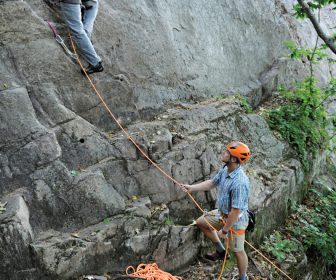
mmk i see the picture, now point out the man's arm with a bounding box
[220,208,240,233]
[181,179,215,193]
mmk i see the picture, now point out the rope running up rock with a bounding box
[68,32,293,280]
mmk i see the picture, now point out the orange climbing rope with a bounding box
[126,263,182,280]
[68,34,293,280]
[67,34,204,214]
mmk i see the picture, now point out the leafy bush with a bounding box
[265,40,336,169]
[285,40,328,62]
[260,188,336,279]
[261,231,299,263]
[290,189,336,266]
[266,77,332,169]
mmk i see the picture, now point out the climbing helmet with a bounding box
[226,141,251,164]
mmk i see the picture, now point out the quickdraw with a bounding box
[46,20,77,60]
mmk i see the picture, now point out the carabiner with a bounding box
[55,35,64,44]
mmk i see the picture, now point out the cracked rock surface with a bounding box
[0,0,335,279]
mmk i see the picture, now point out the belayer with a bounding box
[60,0,104,75]
[182,141,251,280]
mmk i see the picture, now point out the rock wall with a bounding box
[0,0,335,279]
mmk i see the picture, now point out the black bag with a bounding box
[246,210,256,232]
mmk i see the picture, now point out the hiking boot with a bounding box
[204,250,226,261]
[81,61,104,75]
[239,274,248,280]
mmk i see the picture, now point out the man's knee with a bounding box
[196,217,210,230]
[233,250,246,257]
[195,217,203,227]
[72,29,89,38]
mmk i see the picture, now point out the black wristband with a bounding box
[221,229,228,234]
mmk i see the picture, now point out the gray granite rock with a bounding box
[0,195,35,279]
[1,0,335,279]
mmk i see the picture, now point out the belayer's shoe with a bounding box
[239,274,248,280]
[81,61,104,75]
[204,250,226,261]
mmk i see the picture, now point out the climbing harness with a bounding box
[46,20,77,60]
[126,263,182,280]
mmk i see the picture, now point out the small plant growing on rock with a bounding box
[237,95,253,113]
[261,231,299,263]
[164,216,174,226]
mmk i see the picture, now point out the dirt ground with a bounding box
[180,251,276,280]
[83,249,288,280]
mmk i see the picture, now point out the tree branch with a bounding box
[297,0,336,55]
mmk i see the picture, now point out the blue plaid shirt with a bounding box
[212,165,249,226]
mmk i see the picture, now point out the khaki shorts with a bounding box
[201,209,248,252]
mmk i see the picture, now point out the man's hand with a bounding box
[180,184,192,193]
[217,228,229,239]
[179,180,215,193]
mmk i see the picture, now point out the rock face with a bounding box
[0,195,34,278]
[0,0,335,279]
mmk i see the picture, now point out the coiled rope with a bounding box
[126,263,182,280]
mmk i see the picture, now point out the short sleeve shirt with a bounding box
[212,165,249,226]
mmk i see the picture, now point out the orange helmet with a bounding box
[226,141,251,164]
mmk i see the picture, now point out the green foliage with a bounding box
[293,4,307,19]
[285,41,328,63]
[237,95,253,113]
[261,231,299,263]
[293,1,336,47]
[164,216,174,226]
[266,41,336,169]
[294,1,336,19]
[260,188,336,278]
[266,77,331,169]
[290,189,336,266]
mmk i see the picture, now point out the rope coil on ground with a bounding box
[126,263,182,280]
[68,33,293,280]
